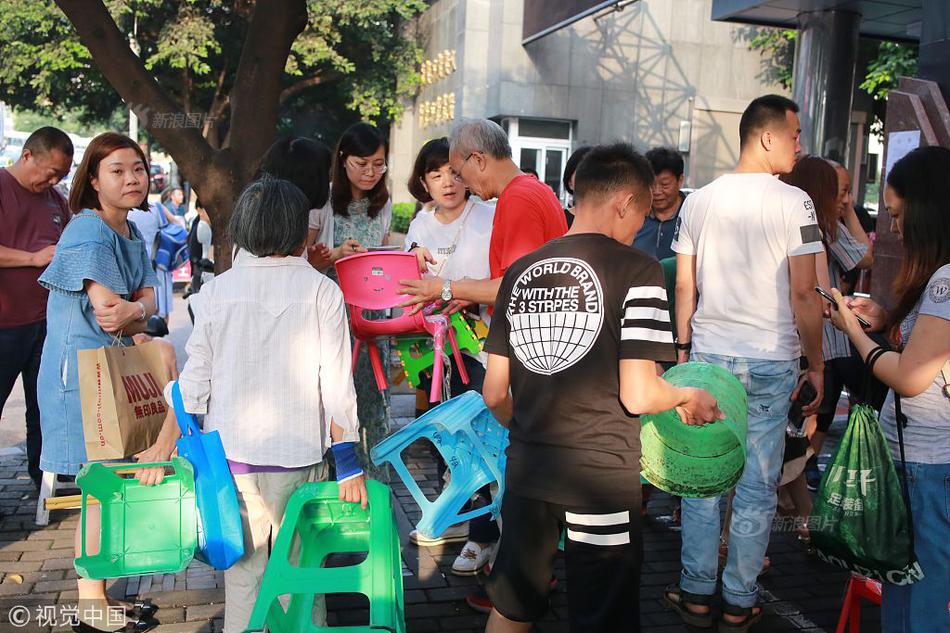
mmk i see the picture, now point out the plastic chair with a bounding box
[370,391,508,539]
[243,480,404,633]
[334,251,469,402]
[394,313,483,389]
[171,381,244,570]
[835,574,882,633]
[75,457,197,579]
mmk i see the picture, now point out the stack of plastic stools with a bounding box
[835,574,882,633]
[74,457,197,579]
[243,480,404,633]
[370,391,508,539]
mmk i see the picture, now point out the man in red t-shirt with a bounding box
[0,127,73,487]
[400,118,567,309]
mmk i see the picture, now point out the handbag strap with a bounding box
[893,393,917,559]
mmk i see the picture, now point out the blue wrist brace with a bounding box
[331,442,363,483]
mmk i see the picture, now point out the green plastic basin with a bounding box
[640,362,749,498]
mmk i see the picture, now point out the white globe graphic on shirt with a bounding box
[507,257,604,375]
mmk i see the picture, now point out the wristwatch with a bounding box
[440,279,453,302]
[674,338,691,352]
[135,301,147,322]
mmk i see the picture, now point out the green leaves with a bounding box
[0,0,426,137]
[746,27,797,90]
[145,6,220,75]
[859,41,918,102]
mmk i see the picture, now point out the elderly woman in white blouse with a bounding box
[174,178,367,633]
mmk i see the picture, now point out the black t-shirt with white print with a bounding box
[484,233,676,508]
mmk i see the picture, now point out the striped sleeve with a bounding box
[827,222,867,274]
[619,263,676,362]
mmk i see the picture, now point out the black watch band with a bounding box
[674,340,692,351]
[409,242,420,251]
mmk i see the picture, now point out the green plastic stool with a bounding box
[395,313,482,388]
[75,457,197,579]
[640,362,749,498]
[244,480,405,633]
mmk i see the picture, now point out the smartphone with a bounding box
[788,380,818,431]
[814,286,871,329]
[366,245,402,252]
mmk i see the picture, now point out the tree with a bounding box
[0,0,426,269]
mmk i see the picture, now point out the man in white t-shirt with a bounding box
[664,94,825,630]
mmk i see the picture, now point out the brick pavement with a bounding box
[0,400,879,633]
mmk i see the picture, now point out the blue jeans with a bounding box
[882,461,950,633]
[679,352,798,608]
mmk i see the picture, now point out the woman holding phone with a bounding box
[828,146,950,633]
[310,123,393,479]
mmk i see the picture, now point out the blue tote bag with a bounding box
[171,381,244,569]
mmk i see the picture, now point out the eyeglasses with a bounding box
[452,153,475,183]
[346,158,388,175]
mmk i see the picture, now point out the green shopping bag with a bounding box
[811,404,923,585]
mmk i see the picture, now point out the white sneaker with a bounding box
[409,522,469,547]
[451,541,493,576]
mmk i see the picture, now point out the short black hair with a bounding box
[645,147,684,179]
[407,137,470,203]
[259,137,332,209]
[739,94,799,148]
[23,126,74,158]
[573,143,654,205]
[563,146,593,195]
[229,178,310,257]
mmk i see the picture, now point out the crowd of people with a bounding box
[0,91,947,633]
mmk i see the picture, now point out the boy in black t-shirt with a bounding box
[482,143,722,633]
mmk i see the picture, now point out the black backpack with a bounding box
[188,219,203,266]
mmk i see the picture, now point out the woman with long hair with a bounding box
[37,132,176,632]
[310,123,393,479]
[829,146,950,633]
[781,157,881,460]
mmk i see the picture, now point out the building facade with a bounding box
[389,0,789,204]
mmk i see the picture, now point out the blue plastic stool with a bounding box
[370,391,508,539]
[171,381,244,569]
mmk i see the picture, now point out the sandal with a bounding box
[663,583,714,628]
[717,600,763,633]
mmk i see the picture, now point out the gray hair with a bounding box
[449,118,511,160]
[229,177,310,257]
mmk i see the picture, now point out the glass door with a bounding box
[517,145,567,205]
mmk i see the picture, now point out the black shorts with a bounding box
[486,491,642,632]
